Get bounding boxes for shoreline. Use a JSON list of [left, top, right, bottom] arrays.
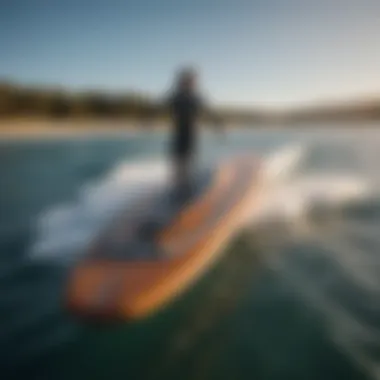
[[0, 119, 256, 139], [0, 119, 168, 138], [0, 119, 379, 140]]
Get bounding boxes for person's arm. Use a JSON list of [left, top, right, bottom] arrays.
[[200, 98, 225, 136]]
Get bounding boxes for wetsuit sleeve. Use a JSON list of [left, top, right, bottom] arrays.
[[201, 98, 225, 134]]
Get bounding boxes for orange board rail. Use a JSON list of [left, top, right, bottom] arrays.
[[66, 154, 260, 322]]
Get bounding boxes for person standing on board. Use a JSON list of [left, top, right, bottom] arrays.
[[167, 68, 221, 195]]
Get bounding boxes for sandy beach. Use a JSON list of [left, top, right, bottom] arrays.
[[0, 119, 169, 139], [0, 119, 254, 139]]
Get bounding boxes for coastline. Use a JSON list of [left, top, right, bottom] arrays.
[[0, 119, 167, 139], [0, 119, 255, 139], [0, 118, 379, 140]]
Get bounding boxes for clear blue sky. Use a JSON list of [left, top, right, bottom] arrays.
[[1, 0, 380, 107]]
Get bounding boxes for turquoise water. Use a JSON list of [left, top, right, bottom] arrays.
[[1, 128, 378, 380]]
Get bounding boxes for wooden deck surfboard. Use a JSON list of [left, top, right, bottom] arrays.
[[66, 154, 261, 322]]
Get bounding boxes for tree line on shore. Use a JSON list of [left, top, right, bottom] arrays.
[[0, 81, 268, 124], [1, 81, 379, 124], [0, 82, 160, 120]]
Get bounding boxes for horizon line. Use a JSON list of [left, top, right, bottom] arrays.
[[1, 76, 380, 112]]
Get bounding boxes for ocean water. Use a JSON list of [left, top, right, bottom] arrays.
[[1, 126, 380, 380]]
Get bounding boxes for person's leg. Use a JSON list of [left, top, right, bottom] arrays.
[[170, 141, 184, 197], [174, 155, 190, 190], [171, 125, 194, 198], [171, 150, 194, 204], [173, 154, 184, 188], [181, 152, 192, 189]]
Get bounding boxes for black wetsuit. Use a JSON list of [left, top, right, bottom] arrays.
[[168, 91, 203, 160]]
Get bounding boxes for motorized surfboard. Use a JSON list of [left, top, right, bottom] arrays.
[[66, 154, 260, 322]]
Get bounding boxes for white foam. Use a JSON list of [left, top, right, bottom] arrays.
[[30, 158, 170, 261], [243, 142, 377, 227]]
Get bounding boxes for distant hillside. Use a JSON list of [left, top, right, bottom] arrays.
[[1, 81, 379, 126], [0, 82, 158, 120], [281, 98, 380, 124], [0, 81, 267, 125]]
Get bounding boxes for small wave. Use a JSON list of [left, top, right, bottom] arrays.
[[245, 141, 378, 227], [29, 157, 170, 261]]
